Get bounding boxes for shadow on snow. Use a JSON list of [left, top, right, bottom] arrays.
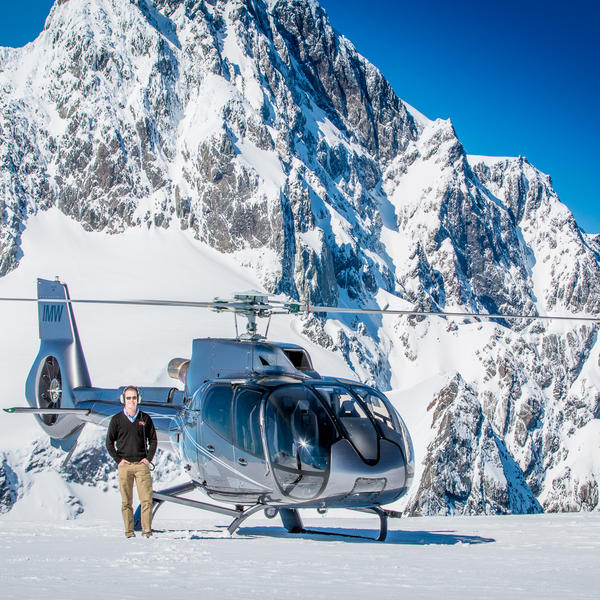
[[148, 525, 495, 545], [233, 526, 496, 545]]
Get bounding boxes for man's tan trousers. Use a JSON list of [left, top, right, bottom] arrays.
[[118, 461, 153, 536]]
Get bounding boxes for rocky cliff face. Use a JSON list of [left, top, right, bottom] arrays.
[[1, 0, 415, 307], [405, 374, 542, 516], [1, 0, 598, 516]]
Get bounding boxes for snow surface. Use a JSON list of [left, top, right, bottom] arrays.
[[1, 508, 599, 599]]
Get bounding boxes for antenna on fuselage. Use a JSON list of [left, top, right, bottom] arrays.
[[234, 312, 240, 338]]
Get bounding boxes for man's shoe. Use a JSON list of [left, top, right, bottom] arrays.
[[125, 532, 136, 538], [142, 531, 153, 538]]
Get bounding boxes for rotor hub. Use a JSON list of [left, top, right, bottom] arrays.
[[49, 378, 62, 403]]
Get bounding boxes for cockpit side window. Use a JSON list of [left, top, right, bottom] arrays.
[[202, 385, 234, 442], [352, 387, 411, 461], [313, 385, 379, 463], [233, 388, 264, 458], [351, 387, 400, 434]]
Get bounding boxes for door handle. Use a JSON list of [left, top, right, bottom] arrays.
[[207, 445, 215, 453], [238, 457, 248, 466]]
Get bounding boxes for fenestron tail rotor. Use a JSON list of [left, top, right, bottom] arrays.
[[37, 355, 62, 426]]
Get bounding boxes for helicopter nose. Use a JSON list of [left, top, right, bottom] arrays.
[[319, 439, 407, 504]]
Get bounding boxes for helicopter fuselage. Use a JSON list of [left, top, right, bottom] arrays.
[[179, 373, 414, 509], [71, 376, 414, 511]]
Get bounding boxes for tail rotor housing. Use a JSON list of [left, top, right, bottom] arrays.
[[25, 278, 91, 447]]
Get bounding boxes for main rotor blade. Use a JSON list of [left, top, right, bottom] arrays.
[[1, 296, 598, 323], [4, 407, 91, 415], [303, 305, 600, 323], [0, 296, 275, 319], [0, 297, 224, 309]]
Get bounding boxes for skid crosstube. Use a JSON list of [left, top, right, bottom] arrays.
[[134, 482, 399, 541]]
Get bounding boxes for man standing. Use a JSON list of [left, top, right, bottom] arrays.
[[106, 386, 157, 538]]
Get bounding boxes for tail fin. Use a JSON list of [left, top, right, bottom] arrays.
[[25, 278, 91, 448]]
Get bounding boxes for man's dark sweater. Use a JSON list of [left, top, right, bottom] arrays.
[[106, 410, 158, 464]]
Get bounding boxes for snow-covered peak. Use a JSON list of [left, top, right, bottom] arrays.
[[467, 154, 519, 167], [402, 100, 432, 130]]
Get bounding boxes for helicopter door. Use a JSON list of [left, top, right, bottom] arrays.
[[199, 384, 237, 492], [180, 390, 203, 472], [265, 385, 338, 500], [232, 388, 269, 494]]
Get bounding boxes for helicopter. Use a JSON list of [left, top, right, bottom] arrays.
[[3, 278, 599, 541], [3, 278, 417, 541]]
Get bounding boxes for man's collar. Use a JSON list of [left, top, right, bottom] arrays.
[[123, 408, 139, 423]]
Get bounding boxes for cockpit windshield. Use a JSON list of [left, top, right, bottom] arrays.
[[352, 386, 413, 465], [265, 385, 338, 499], [312, 384, 379, 463]]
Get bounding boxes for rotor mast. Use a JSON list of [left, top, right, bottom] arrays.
[[213, 291, 275, 340]]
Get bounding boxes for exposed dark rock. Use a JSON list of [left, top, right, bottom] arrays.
[[0, 459, 18, 513], [406, 375, 541, 516]]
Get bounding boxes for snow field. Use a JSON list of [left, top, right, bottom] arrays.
[[1, 511, 599, 600]]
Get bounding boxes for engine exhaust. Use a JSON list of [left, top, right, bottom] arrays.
[[168, 358, 190, 383]]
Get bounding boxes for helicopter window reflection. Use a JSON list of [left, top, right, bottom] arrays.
[[351, 387, 399, 433], [203, 385, 234, 442], [353, 387, 413, 463], [313, 386, 379, 463], [233, 389, 264, 458], [265, 385, 338, 499]]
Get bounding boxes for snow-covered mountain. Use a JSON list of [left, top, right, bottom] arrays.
[[1, 0, 599, 517]]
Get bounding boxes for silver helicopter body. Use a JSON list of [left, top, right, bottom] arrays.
[[17, 278, 415, 539]]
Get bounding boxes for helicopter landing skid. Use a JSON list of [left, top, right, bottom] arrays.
[[133, 483, 270, 536], [282, 506, 397, 542], [134, 485, 399, 542], [134, 482, 244, 532], [350, 506, 395, 542]]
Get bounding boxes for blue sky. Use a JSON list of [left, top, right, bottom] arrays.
[[319, 0, 600, 234], [2, 0, 598, 233]]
